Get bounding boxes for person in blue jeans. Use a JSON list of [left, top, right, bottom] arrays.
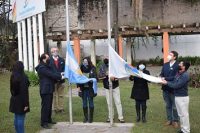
[[9, 61, 30, 133], [77, 58, 97, 123], [160, 51, 179, 128]]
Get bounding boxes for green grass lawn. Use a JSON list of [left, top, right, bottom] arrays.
[[0, 73, 200, 133]]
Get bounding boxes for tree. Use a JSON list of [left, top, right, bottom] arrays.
[[0, 0, 17, 69]]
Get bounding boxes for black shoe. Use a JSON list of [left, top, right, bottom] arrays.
[[41, 124, 50, 129], [177, 129, 183, 133], [48, 121, 57, 124], [136, 105, 140, 122], [118, 119, 125, 123]]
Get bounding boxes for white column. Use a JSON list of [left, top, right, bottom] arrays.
[[38, 13, 44, 55], [32, 15, 39, 69], [126, 38, 132, 64], [90, 40, 96, 66], [22, 20, 28, 71], [17, 22, 23, 61], [27, 18, 33, 71]]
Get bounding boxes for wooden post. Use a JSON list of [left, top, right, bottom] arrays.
[[118, 36, 123, 58], [73, 37, 81, 64], [163, 32, 169, 63]]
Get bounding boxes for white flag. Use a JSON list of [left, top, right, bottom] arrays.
[[108, 44, 162, 83]]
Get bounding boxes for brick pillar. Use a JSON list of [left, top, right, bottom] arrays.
[[118, 36, 123, 58], [163, 32, 169, 63], [73, 37, 81, 64]]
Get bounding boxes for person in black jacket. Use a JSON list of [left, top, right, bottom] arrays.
[[98, 58, 125, 123], [50, 47, 65, 113], [77, 58, 97, 123], [129, 63, 150, 123], [9, 61, 30, 133], [35, 53, 62, 129]]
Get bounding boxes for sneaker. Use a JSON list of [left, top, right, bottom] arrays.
[[118, 119, 125, 123]]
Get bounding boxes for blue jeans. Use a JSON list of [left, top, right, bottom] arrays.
[[82, 89, 94, 108], [163, 91, 179, 122], [14, 113, 25, 133]]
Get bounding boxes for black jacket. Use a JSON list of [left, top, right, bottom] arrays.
[[130, 69, 150, 100], [98, 63, 119, 89], [77, 64, 97, 97], [49, 56, 65, 83], [160, 61, 179, 93], [35, 63, 61, 94], [9, 72, 30, 114]]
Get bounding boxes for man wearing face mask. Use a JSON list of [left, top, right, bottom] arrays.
[[160, 51, 179, 128], [161, 61, 190, 133], [49, 47, 65, 113], [129, 63, 150, 123], [35, 53, 63, 129], [98, 58, 125, 123]]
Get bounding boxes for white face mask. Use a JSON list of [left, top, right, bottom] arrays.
[[139, 64, 145, 70], [167, 55, 172, 61]]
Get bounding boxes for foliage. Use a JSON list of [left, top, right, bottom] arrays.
[[178, 56, 200, 65], [189, 66, 200, 88], [25, 71, 39, 86]]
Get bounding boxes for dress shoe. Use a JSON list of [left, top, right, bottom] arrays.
[[177, 129, 183, 133], [164, 121, 171, 126], [172, 122, 179, 128], [41, 124, 50, 129], [48, 121, 57, 124], [106, 118, 114, 123], [118, 119, 125, 123]]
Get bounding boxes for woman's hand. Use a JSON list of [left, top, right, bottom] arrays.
[[24, 106, 29, 111]]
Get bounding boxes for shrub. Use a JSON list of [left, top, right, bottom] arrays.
[[25, 71, 39, 86]]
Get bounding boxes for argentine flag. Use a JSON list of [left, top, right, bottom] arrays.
[[64, 42, 98, 94], [109, 44, 162, 83]]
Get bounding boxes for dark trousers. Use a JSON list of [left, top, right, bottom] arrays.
[[40, 94, 53, 125], [163, 91, 179, 122], [135, 100, 146, 107], [82, 89, 94, 108]]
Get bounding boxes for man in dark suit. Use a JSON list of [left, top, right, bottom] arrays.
[[50, 47, 65, 113], [160, 51, 179, 128], [36, 53, 62, 129]]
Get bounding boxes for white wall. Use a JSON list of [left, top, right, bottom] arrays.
[[48, 35, 200, 60]]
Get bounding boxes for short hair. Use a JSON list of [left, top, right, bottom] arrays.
[[183, 61, 190, 71], [39, 53, 47, 63], [171, 51, 178, 60]]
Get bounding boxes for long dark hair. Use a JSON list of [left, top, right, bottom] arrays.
[[10, 61, 25, 86]]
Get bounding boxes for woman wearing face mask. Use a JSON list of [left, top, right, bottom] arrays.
[[78, 58, 97, 123], [129, 62, 150, 123]]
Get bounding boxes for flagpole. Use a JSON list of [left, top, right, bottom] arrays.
[[107, 0, 114, 126], [66, 0, 73, 124]]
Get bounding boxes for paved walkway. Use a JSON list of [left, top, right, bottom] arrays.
[[39, 122, 134, 133]]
